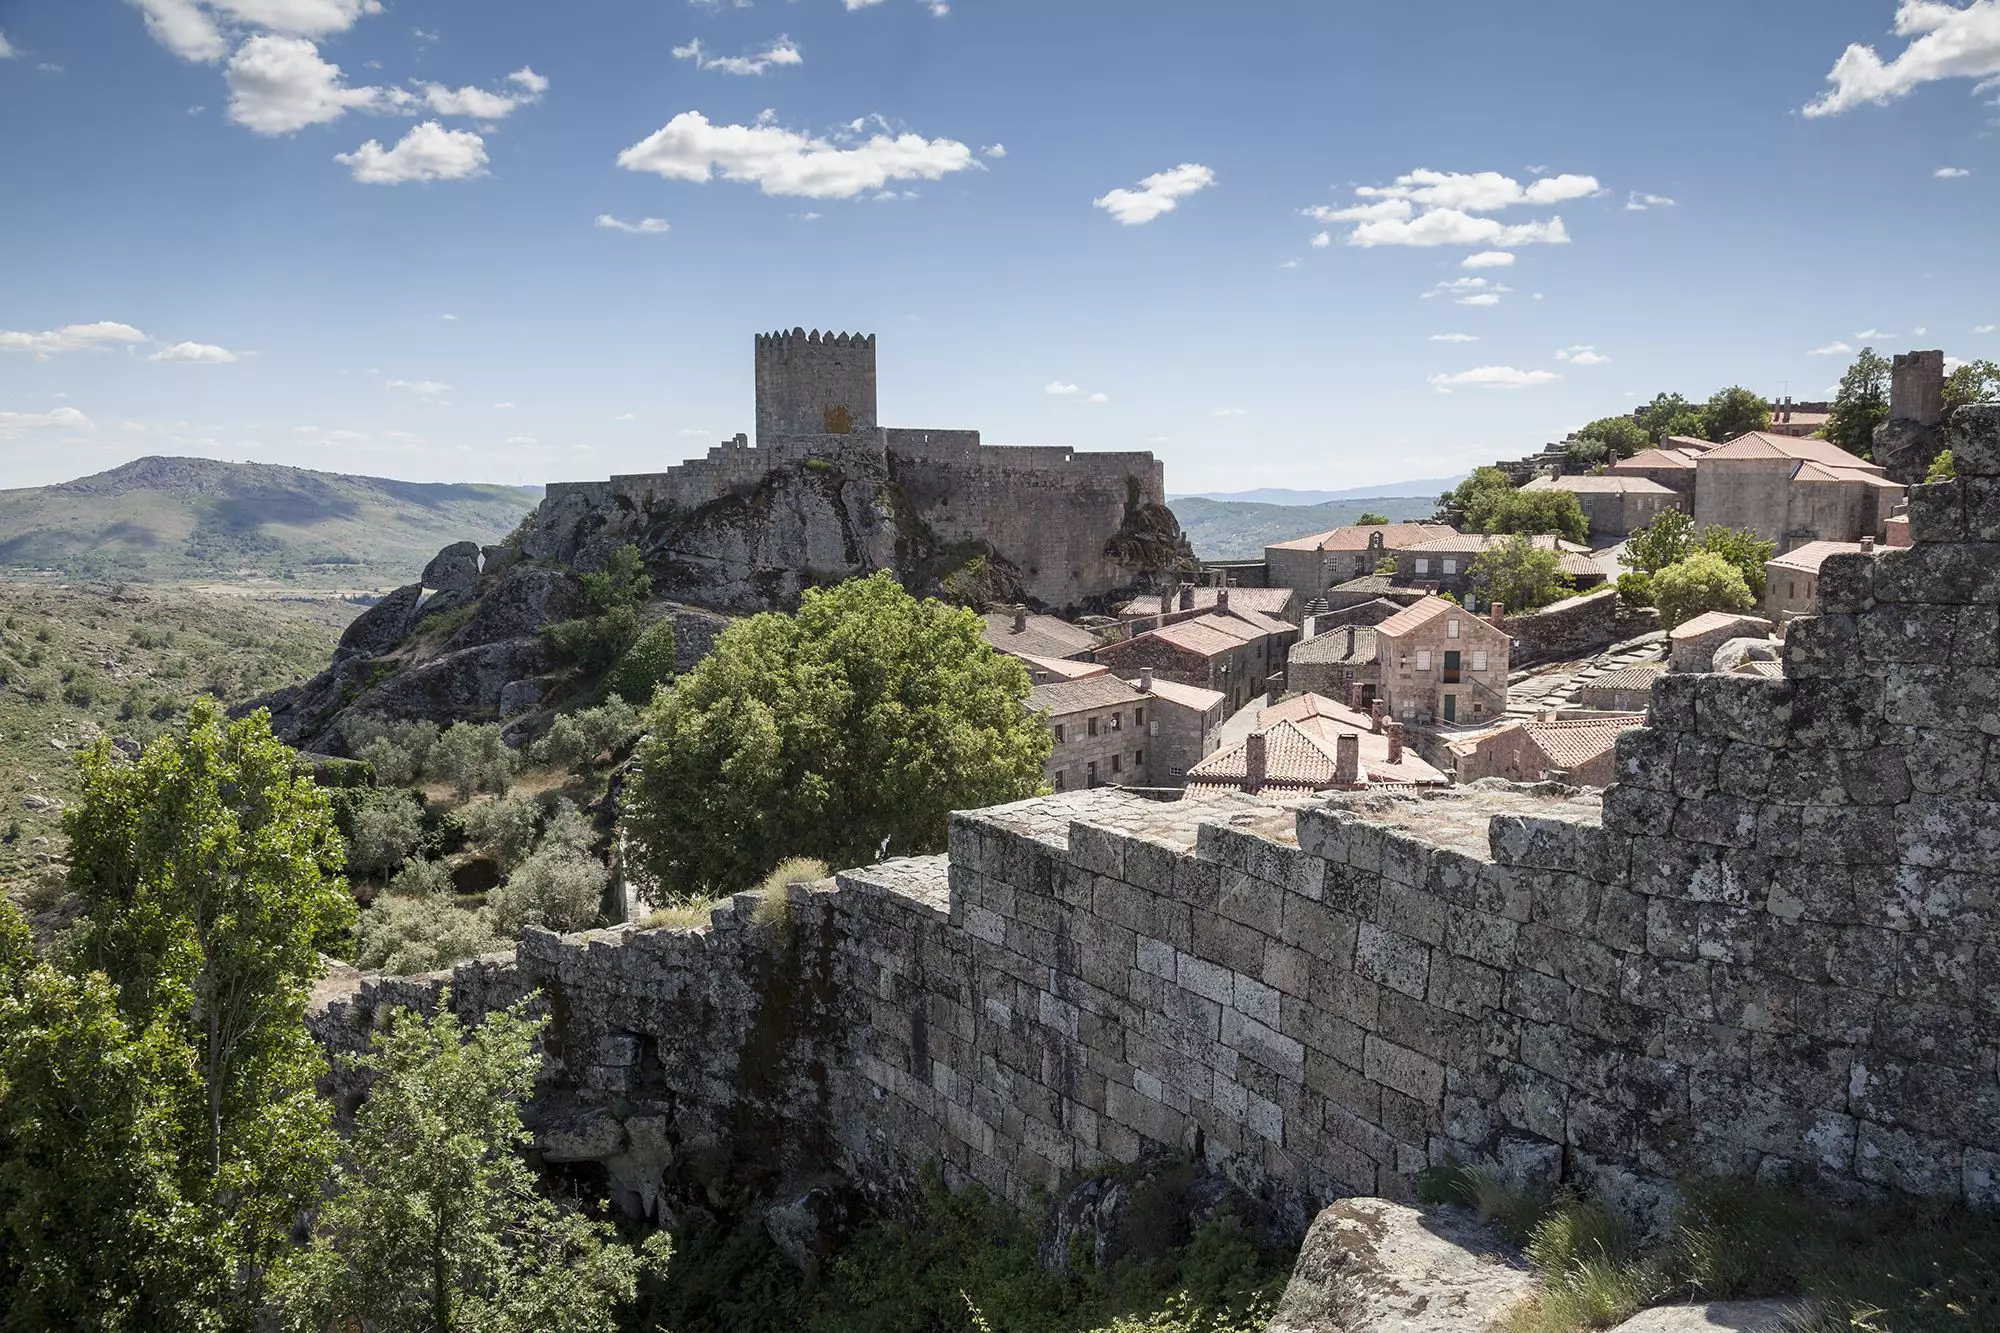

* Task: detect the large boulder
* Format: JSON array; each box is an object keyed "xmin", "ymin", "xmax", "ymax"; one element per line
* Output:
[
  {"xmin": 1609, "ymin": 1301, "xmax": 1803, "ymax": 1332},
  {"xmin": 452, "ymin": 566, "xmax": 583, "ymax": 648},
  {"xmin": 421, "ymin": 540, "xmax": 483, "ymax": 594},
  {"xmin": 349, "ymin": 638, "xmax": 550, "ymax": 725},
  {"xmin": 336, "ymin": 583, "xmax": 424, "ymax": 659},
  {"xmin": 1265, "ymin": 1198, "xmax": 1537, "ymax": 1333}
]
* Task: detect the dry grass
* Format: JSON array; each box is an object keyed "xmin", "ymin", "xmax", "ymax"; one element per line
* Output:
[{"xmin": 641, "ymin": 897, "xmax": 722, "ymax": 932}]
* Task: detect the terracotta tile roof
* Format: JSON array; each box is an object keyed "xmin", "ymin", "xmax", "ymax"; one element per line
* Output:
[
  {"xmin": 1670, "ymin": 610, "xmax": 1772, "ymax": 641},
  {"xmin": 1185, "ymin": 712, "xmax": 1448, "ymax": 792},
  {"xmin": 1130, "ymin": 677, "xmax": 1226, "ymax": 713},
  {"xmin": 1258, "ymin": 692, "xmax": 1374, "ymax": 730},
  {"xmin": 1662, "ymin": 435, "xmax": 1719, "ymax": 452},
  {"xmin": 1116, "ymin": 587, "xmax": 1294, "ymax": 617},
  {"xmin": 1527, "ymin": 714, "xmax": 1646, "ymax": 772},
  {"xmin": 1265, "ymin": 522, "xmax": 1456, "ymax": 553},
  {"xmin": 1580, "ymin": 663, "xmax": 1667, "ymax": 693},
  {"xmin": 1401, "ymin": 532, "xmax": 1592, "ymax": 555},
  {"xmin": 1522, "ymin": 474, "xmax": 1679, "ymax": 495},
  {"xmin": 1016, "ymin": 653, "xmax": 1109, "ymax": 681},
  {"xmin": 1028, "ymin": 675, "xmax": 1142, "ymax": 717},
  {"xmin": 1122, "ymin": 619, "xmax": 1244, "ymax": 659},
  {"xmin": 1221, "ymin": 606, "xmax": 1297, "ymax": 637},
  {"xmin": 1789, "ymin": 461, "xmax": 1906, "ymax": 489},
  {"xmin": 1768, "ymin": 539, "xmax": 1874, "ymax": 574},
  {"xmin": 983, "ymin": 612, "xmax": 1099, "ymax": 661},
  {"xmin": 1611, "ymin": 448, "xmax": 1698, "ymax": 471},
  {"xmin": 1701, "ymin": 433, "xmax": 1884, "ymax": 472},
  {"xmin": 1744, "ymin": 659, "xmax": 1787, "ymax": 678},
  {"xmin": 1290, "ymin": 625, "xmax": 1379, "ymax": 665}
]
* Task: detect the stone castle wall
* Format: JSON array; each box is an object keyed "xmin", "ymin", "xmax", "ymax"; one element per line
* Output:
[
  {"xmin": 318, "ymin": 406, "xmax": 2000, "ymax": 1225},
  {"xmin": 755, "ymin": 329, "xmax": 878, "ymax": 439}
]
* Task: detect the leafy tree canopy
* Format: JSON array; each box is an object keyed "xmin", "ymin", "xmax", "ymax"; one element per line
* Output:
[
  {"xmin": 1943, "ymin": 359, "xmax": 2000, "ymax": 415},
  {"xmin": 1468, "ymin": 535, "xmax": 1574, "ymax": 613},
  {"xmin": 1623, "ymin": 510, "xmax": 1776, "ymax": 599},
  {"xmin": 1637, "ymin": 392, "xmax": 1705, "ymax": 444},
  {"xmin": 1576, "ymin": 414, "xmax": 1652, "ymax": 458},
  {"xmin": 1440, "ymin": 466, "xmax": 1513, "ymax": 513},
  {"xmin": 1825, "ymin": 348, "xmax": 1892, "ymax": 460},
  {"xmin": 1701, "ymin": 386, "xmax": 1771, "ymax": 442},
  {"xmin": 624, "ymin": 572, "xmax": 1052, "ymax": 899},
  {"xmin": 1355, "ymin": 511, "xmax": 1390, "ymax": 526},
  {"xmin": 1470, "ymin": 488, "xmax": 1589, "ymax": 545},
  {"xmin": 1652, "ymin": 551, "xmax": 1757, "ymax": 628}
]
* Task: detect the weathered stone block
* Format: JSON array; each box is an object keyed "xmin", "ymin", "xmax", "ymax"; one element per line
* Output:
[
  {"xmin": 1649, "ymin": 673, "xmax": 1700, "ymax": 733},
  {"xmin": 1782, "ymin": 612, "xmax": 1860, "ymax": 680},
  {"xmin": 1854, "ymin": 1119, "xmax": 1963, "ymax": 1196},
  {"xmin": 1902, "ymin": 793, "xmax": 2000, "ymax": 873},
  {"xmin": 1602, "ymin": 784, "xmax": 1677, "ymax": 837},
  {"xmin": 1906, "ymin": 478, "xmax": 1967, "ymax": 543},
  {"xmin": 1216, "ymin": 870, "xmax": 1283, "ymax": 936},
  {"xmin": 1191, "ymin": 910, "xmax": 1267, "ymax": 976},
  {"xmin": 1948, "ymin": 403, "xmax": 2000, "ymax": 477},
  {"xmin": 1672, "ymin": 792, "xmax": 1762, "ymax": 848},
  {"xmin": 1873, "ymin": 542, "xmax": 2000, "ymax": 605},
  {"xmin": 1697, "ymin": 675, "xmax": 1795, "ymax": 748},
  {"xmin": 1614, "ymin": 726, "xmax": 1678, "ymax": 791},
  {"xmin": 1859, "ymin": 602, "xmax": 1960, "ymax": 664},
  {"xmin": 1445, "ymin": 904, "xmax": 1519, "ymax": 967},
  {"xmin": 1838, "ymin": 746, "xmax": 1914, "ymax": 806},
  {"xmin": 1355, "ymin": 922, "xmax": 1431, "ymax": 999},
  {"xmin": 1788, "ymin": 676, "xmax": 1888, "ymax": 749},
  {"xmin": 1363, "ymin": 1033, "xmax": 1446, "ymax": 1105},
  {"xmin": 1377, "ymin": 880, "xmax": 1448, "ymax": 946},
  {"xmin": 1884, "ymin": 663, "xmax": 2000, "ymax": 735},
  {"xmin": 1815, "ymin": 552, "xmax": 1877, "ymax": 613}
]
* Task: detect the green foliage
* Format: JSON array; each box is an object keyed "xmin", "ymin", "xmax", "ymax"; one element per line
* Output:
[
  {"xmin": 542, "ymin": 604, "xmax": 643, "ymax": 674},
  {"xmin": 431, "ymin": 721, "xmax": 519, "ymax": 800},
  {"xmin": 1440, "ymin": 466, "xmax": 1514, "ymax": 514},
  {"xmin": 1566, "ymin": 416, "xmax": 1651, "ymax": 469},
  {"xmin": 353, "ymin": 879, "xmax": 506, "ymax": 975},
  {"xmin": 41, "ymin": 702, "xmax": 354, "ymax": 1325},
  {"xmin": 1826, "ymin": 347, "xmax": 1892, "ymax": 460},
  {"xmin": 1623, "ymin": 511, "xmax": 1774, "ymax": 599},
  {"xmin": 1700, "ymin": 385, "xmax": 1770, "ymax": 442},
  {"xmin": 1615, "ymin": 572, "xmax": 1654, "ymax": 608},
  {"xmin": 489, "ymin": 840, "xmax": 609, "ymax": 935},
  {"xmin": 278, "ymin": 997, "xmax": 661, "ymax": 1332},
  {"xmin": 578, "ymin": 542, "xmax": 653, "ymax": 615},
  {"xmin": 348, "ymin": 789, "xmax": 425, "ymax": 880},
  {"xmin": 624, "ymin": 573, "xmax": 1051, "ymax": 900},
  {"xmin": 608, "ymin": 619, "xmax": 678, "ymax": 705},
  {"xmin": 351, "ymin": 717, "xmax": 442, "ymax": 787},
  {"xmin": 462, "ymin": 793, "xmax": 543, "ymax": 872},
  {"xmin": 1354, "ymin": 511, "xmax": 1390, "ymax": 525},
  {"xmin": 1468, "ymin": 535, "xmax": 1573, "ymax": 612},
  {"xmin": 1928, "ymin": 449, "xmax": 1957, "ymax": 482},
  {"xmin": 1634, "ymin": 391, "xmax": 1707, "ymax": 444},
  {"xmin": 1942, "ymin": 358, "xmax": 2000, "ymax": 414},
  {"xmin": 532, "ymin": 699, "xmax": 641, "ymax": 772},
  {"xmin": 1473, "ymin": 488, "xmax": 1590, "ymax": 545},
  {"xmin": 1693, "ymin": 524, "xmax": 1776, "ymax": 600},
  {"xmin": 1651, "ymin": 551, "xmax": 1757, "ymax": 628}
]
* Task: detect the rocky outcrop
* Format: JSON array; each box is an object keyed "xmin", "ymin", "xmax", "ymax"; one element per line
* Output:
[
  {"xmin": 1265, "ymin": 1198, "xmax": 1537, "ymax": 1333},
  {"xmin": 337, "ymin": 583, "xmax": 425, "ymax": 659},
  {"xmin": 422, "ymin": 540, "xmax": 482, "ymax": 593},
  {"xmin": 1607, "ymin": 1303, "xmax": 1803, "ymax": 1333}
]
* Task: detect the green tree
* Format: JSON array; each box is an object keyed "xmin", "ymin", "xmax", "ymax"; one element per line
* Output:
[
  {"xmin": 1825, "ymin": 348, "xmax": 1892, "ymax": 460},
  {"xmin": 542, "ymin": 544, "xmax": 653, "ymax": 675},
  {"xmin": 607, "ymin": 618, "xmax": 677, "ymax": 705},
  {"xmin": 1942, "ymin": 359, "xmax": 2000, "ymax": 414},
  {"xmin": 1695, "ymin": 524, "xmax": 1778, "ymax": 601},
  {"xmin": 432, "ymin": 722, "xmax": 519, "ymax": 800},
  {"xmin": 1576, "ymin": 414, "xmax": 1651, "ymax": 459},
  {"xmin": 1440, "ymin": 466, "xmax": 1513, "ymax": 515},
  {"xmin": 1927, "ymin": 449, "xmax": 1957, "ymax": 482},
  {"xmin": 58, "ymin": 701, "xmax": 355, "ymax": 1325},
  {"xmin": 277, "ymin": 997, "xmax": 660, "ymax": 1333},
  {"xmin": 1468, "ymin": 535, "xmax": 1574, "ymax": 612},
  {"xmin": 1354, "ymin": 511, "xmax": 1390, "ymax": 526},
  {"xmin": 349, "ymin": 789, "xmax": 425, "ymax": 880},
  {"xmin": 1638, "ymin": 392, "xmax": 1706, "ymax": 443},
  {"xmin": 625, "ymin": 572, "xmax": 1052, "ymax": 899},
  {"xmin": 1623, "ymin": 508, "xmax": 1698, "ymax": 575},
  {"xmin": 1475, "ymin": 488, "xmax": 1590, "ymax": 545},
  {"xmin": 1702, "ymin": 386, "xmax": 1771, "ymax": 442},
  {"xmin": 1652, "ymin": 552, "xmax": 1757, "ymax": 628}
]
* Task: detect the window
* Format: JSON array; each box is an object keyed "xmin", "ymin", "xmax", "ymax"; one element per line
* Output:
[
  {"xmin": 1087, "ymin": 716, "xmax": 1098, "ymax": 737},
  {"xmin": 1110, "ymin": 712, "xmax": 1122, "ymax": 731},
  {"xmin": 1053, "ymin": 771, "xmax": 1065, "ymax": 791},
  {"xmin": 1087, "ymin": 761, "xmax": 1099, "ymax": 786},
  {"xmin": 1416, "ymin": 649, "xmax": 1432, "ymax": 671},
  {"xmin": 1414, "ymin": 557, "xmax": 1430, "ymax": 575},
  {"xmin": 1472, "ymin": 649, "xmax": 1488, "ymax": 671},
  {"xmin": 1054, "ymin": 723, "xmax": 1066, "ymax": 744},
  {"xmin": 1443, "ymin": 559, "xmax": 1458, "ymax": 576},
  {"xmin": 1136, "ymin": 749, "xmax": 1145, "ymax": 768},
  {"xmin": 1135, "ymin": 706, "xmax": 1145, "ymax": 726},
  {"xmin": 1111, "ymin": 754, "xmax": 1122, "ymax": 774},
  {"xmin": 1447, "ymin": 619, "xmax": 1460, "ymax": 638}
]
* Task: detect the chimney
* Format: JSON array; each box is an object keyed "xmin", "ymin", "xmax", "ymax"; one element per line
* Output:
[
  {"xmin": 1386, "ymin": 723, "xmax": 1404, "ymax": 765},
  {"xmin": 1489, "ymin": 602, "xmax": 1505, "ymax": 629},
  {"xmin": 1013, "ymin": 607, "xmax": 1027, "ymax": 633},
  {"xmin": 1243, "ymin": 730, "xmax": 1267, "ymax": 792},
  {"xmin": 1346, "ymin": 625, "xmax": 1357, "ymax": 656},
  {"xmin": 1346, "ymin": 681, "xmax": 1362, "ymax": 710},
  {"xmin": 1216, "ymin": 588, "xmax": 1231, "ymax": 614},
  {"xmin": 1370, "ymin": 700, "xmax": 1385, "ymax": 734},
  {"xmin": 1138, "ymin": 667, "xmax": 1154, "ymax": 693},
  {"xmin": 1860, "ymin": 536, "xmax": 1876, "ymax": 553},
  {"xmin": 1178, "ymin": 584, "xmax": 1194, "ymax": 611},
  {"xmin": 1160, "ymin": 587, "xmax": 1174, "ymax": 614},
  {"xmin": 1335, "ymin": 732, "xmax": 1359, "ymax": 786}
]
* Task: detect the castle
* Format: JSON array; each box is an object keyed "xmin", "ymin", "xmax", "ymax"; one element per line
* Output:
[{"xmin": 515, "ymin": 329, "xmax": 1186, "ymax": 613}]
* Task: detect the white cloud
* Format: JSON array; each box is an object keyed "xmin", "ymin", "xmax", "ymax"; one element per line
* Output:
[
  {"xmin": 387, "ymin": 377, "xmax": 450, "ymax": 396},
  {"xmin": 1422, "ymin": 277, "xmax": 1511, "ymax": 305},
  {"xmin": 421, "ymin": 82, "xmax": 529, "ymax": 118},
  {"xmin": 1936, "ymin": 165, "xmax": 1972, "ymax": 177},
  {"xmin": 1915, "ymin": 325, "xmax": 1928, "ymax": 335},
  {"xmin": 612, "ymin": 412, "xmax": 637, "ymax": 420},
  {"xmin": 677, "ymin": 427, "xmax": 711, "ymax": 436},
  {"xmin": 1352, "ymin": 168, "xmax": 1600, "ymax": 212},
  {"xmin": 595, "ymin": 213, "xmax": 671, "ymax": 234},
  {"xmin": 494, "ymin": 401, "xmax": 516, "ymax": 409},
  {"xmin": 1625, "ymin": 192, "xmax": 1676, "ymax": 210},
  {"xmin": 505, "ymin": 435, "xmax": 538, "ymax": 445},
  {"xmin": 1211, "ymin": 406, "xmax": 1248, "ymax": 417},
  {"xmin": 981, "ymin": 143, "xmax": 1006, "ymax": 158},
  {"xmin": 1277, "ymin": 259, "xmax": 1300, "ymax": 269},
  {"xmin": 1086, "ymin": 392, "xmax": 1108, "ymax": 404},
  {"xmin": 1855, "ymin": 328, "xmax": 1897, "ymax": 339},
  {"xmin": 616, "ymin": 110, "xmax": 975, "ymax": 199},
  {"xmin": 1309, "ymin": 168, "xmax": 1592, "ymax": 249},
  {"xmin": 845, "ymin": 0, "xmax": 887, "ymax": 6},
  {"xmin": 0, "ymin": 407, "xmax": 93, "ymax": 431},
  {"xmin": 1976, "ymin": 324, "xmax": 1996, "ymax": 333},
  {"xmin": 226, "ymin": 35, "xmax": 409, "ymax": 134},
  {"xmin": 0, "ymin": 31, "xmax": 15, "ymax": 58},
  {"xmin": 0, "ymin": 321, "xmax": 149, "ymax": 359},
  {"xmin": 441, "ymin": 313, "xmax": 459, "ymax": 321},
  {"xmin": 1308, "ymin": 231, "xmax": 1332, "ymax": 248},
  {"xmin": 671, "ymin": 36, "xmax": 803, "ymax": 76},
  {"xmin": 1462, "ymin": 250, "xmax": 1515, "ymax": 268},
  {"xmin": 1093, "ymin": 162, "xmax": 1215, "ymax": 225},
  {"xmin": 1302, "ymin": 198, "xmax": 1413, "ymax": 224},
  {"xmin": 1427, "ymin": 366, "xmax": 1561, "ymax": 393},
  {"xmin": 1810, "ymin": 341, "xmax": 1856, "ymax": 356},
  {"xmin": 1804, "ymin": 0, "xmax": 2000, "ymax": 116},
  {"xmin": 208, "ymin": 0, "xmax": 382, "ymax": 35},
  {"xmin": 126, "ymin": 0, "xmax": 229, "ymax": 62},
  {"xmin": 1429, "ymin": 333, "xmax": 1480, "ymax": 343},
  {"xmin": 337, "ymin": 122, "xmax": 488, "ymax": 183},
  {"xmin": 1045, "ymin": 381, "xmax": 1081, "ymax": 396},
  {"xmin": 1349, "ymin": 209, "xmax": 1568, "ymax": 248},
  {"xmin": 1555, "ymin": 345, "xmax": 1610, "ymax": 365},
  {"xmin": 507, "ymin": 66, "xmax": 548, "ymax": 95},
  {"xmin": 149, "ymin": 341, "xmax": 240, "ymax": 362}
]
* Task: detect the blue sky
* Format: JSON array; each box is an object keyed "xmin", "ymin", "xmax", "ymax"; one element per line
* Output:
[{"xmin": 2, "ymin": 0, "xmax": 1998, "ymax": 494}]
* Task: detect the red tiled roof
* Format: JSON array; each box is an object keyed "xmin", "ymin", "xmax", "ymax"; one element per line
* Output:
[
  {"xmin": 982, "ymin": 611, "xmax": 1099, "ymax": 661},
  {"xmin": 1522, "ymin": 474, "xmax": 1678, "ymax": 495},
  {"xmin": 1526, "ymin": 714, "xmax": 1645, "ymax": 771},
  {"xmin": 1767, "ymin": 539, "xmax": 1874, "ymax": 574},
  {"xmin": 1116, "ymin": 587, "xmax": 1295, "ymax": 617},
  {"xmin": 1028, "ymin": 675, "xmax": 1142, "ymax": 717},
  {"xmin": 1701, "ymin": 433, "xmax": 1884, "ymax": 472},
  {"xmin": 1130, "ymin": 677, "xmax": 1226, "ymax": 712},
  {"xmin": 1266, "ymin": 523, "xmax": 1456, "ymax": 553},
  {"xmin": 1610, "ymin": 448, "xmax": 1697, "ymax": 471}
]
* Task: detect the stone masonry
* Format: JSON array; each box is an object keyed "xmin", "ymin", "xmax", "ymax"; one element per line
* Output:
[{"xmin": 314, "ymin": 405, "xmax": 2000, "ymax": 1227}]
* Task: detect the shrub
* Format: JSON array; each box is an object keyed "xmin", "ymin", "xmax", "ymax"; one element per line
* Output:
[
  {"xmin": 758, "ymin": 856, "xmax": 830, "ymax": 893},
  {"xmin": 61, "ymin": 671, "xmax": 97, "ymax": 707},
  {"xmin": 489, "ymin": 845, "xmax": 609, "ymax": 935},
  {"xmin": 460, "ymin": 793, "xmax": 542, "ymax": 873},
  {"xmin": 1468, "ymin": 535, "xmax": 1573, "ymax": 613},
  {"xmin": 347, "ymin": 791, "xmax": 425, "ymax": 880},
  {"xmin": 1653, "ymin": 551, "xmax": 1756, "ymax": 628},
  {"xmin": 542, "ymin": 605, "xmax": 642, "ymax": 674},
  {"xmin": 431, "ymin": 722, "xmax": 518, "ymax": 799},
  {"xmin": 1616, "ymin": 572, "xmax": 1654, "ymax": 608},
  {"xmin": 353, "ymin": 718, "xmax": 440, "ymax": 787},
  {"xmin": 1927, "ymin": 448, "xmax": 1957, "ymax": 483},
  {"xmin": 353, "ymin": 885, "xmax": 507, "ymax": 975},
  {"xmin": 607, "ymin": 620, "xmax": 677, "ymax": 706},
  {"xmin": 531, "ymin": 699, "xmax": 641, "ymax": 772},
  {"xmin": 539, "ymin": 800, "xmax": 599, "ymax": 857}
]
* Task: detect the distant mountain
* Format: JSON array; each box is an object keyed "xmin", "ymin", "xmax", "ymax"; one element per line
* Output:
[
  {"xmin": 1170, "ymin": 477, "xmax": 1466, "ymax": 505},
  {"xmin": 0, "ymin": 456, "xmax": 543, "ymax": 586},
  {"xmin": 1168, "ymin": 495, "xmax": 1442, "ymax": 562}
]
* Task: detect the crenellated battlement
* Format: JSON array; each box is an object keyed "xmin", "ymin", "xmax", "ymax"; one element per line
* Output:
[{"xmin": 754, "ymin": 328, "xmax": 876, "ymax": 351}]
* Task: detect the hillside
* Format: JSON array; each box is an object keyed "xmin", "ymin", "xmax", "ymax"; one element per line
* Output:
[
  {"xmin": 1170, "ymin": 476, "xmax": 1465, "ymax": 505},
  {"xmin": 1168, "ymin": 494, "xmax": 1441, "ymax": 561},
  {"xmin": 0, "ymin": 456, "xmax": 543, "ymax": 587}
]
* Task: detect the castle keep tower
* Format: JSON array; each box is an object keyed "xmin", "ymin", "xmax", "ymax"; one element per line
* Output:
[{"xmin": 754, "ymin": 328, "xmax": 878, "ymax": 440}]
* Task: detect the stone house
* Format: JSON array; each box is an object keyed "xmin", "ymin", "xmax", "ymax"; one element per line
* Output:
[
  {"xmin": 1448, "ymin": 712, "xmax": 1645, "ymax": 786},
  {"xmin": 1573, "ymin": 662, "xmax": 1666, "ymax": 712},
  {"xmin": 1519, "ymin": 474, "xmax": 1684, "ymax": 540},
  {"xmin": 1122, "ymin": 671, "xmax": 1226, "ymax": 787},
  {"xmin": 1285, "ymin": 623, "xmax": 1381, "ymax": 705},
  {"xmin": 1765, "ymin": 538, "xmax": 1877, "ymax": 622},
  {"xmin": 1027, "ymin": 674, "xmax": 1153, "ymax": 791},
  {"xmin": 982, "ymin": 607, "xmax": 1099, "ymax": 663},
  {"xmin": 1765, "ymin": 396, "xmax": 1832, "ymax": 438},
  {"xmin": 1391, "ymin": 533, "xmax": 1602, "ymax": 603},
  {"xmin": 1607, "ymin": 444, "xmax": 1705, "ymax": 495},
  {"xmin": 1116, "ymin": 584, "xmax": 1299, "ymax": 627},
  {"xmin": 1093, "ymin": 599, "xmax": 1298, "ymax": 713},
  {"xmin": 1184, "ymin": 692, "xmax": 1447, "ymax": 797},
  {"xmin": 1321, "ymin": 575, "xmax": 1430, "ymax": 614},
  {"xmin": 1263, "ymin": 522, "xmax": 1456, "ymax": 595},
  {"xmin": 1691, "ymin": 432, "xmax": 1904, "ymax": 550},
  {"xmin": 1374, "ymin": 595, "xmax": 1511, "ymax": 726},
  {"xmin": 1667, "ymin": 609, "xmax": 1774, "ymax": 672}
]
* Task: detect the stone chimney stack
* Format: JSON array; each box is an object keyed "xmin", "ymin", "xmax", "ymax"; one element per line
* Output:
[
  {"xmin": 1216, "ymin": 588, "xmax": 1231, "ymax": 614},
  {"xmin": 1013, "ymin": 607, "xmax": 1027, "ymax": 633},
  {"xmin": 1178, "ymin": 584, "xmax": 1194, "ymax": 612},
  {"xmin": 1160, "ymin": 587, "xmax": 1174, "ymax": 614},
  {"xmin": 1334, "ymin": 732, "xmax": 1359, "ymax": 786},
  {"xmin": 1861, "ymin": 535, "xmax": 1876, "ymax": 553},
  {"xmin": 1243, "ymin": 730, "xmax": 1267, "ymax": 791},
  {"xmin": 1489, "ymin": 602, "xmax": 1505, "ymax": 629},
  {"xmin": 1346, "ymin": 625, "xmax": 1357, "ymax": 655},
  {"xmin": 1138, "ymin": 667, "xmax": 1154, "ymax": 693},
  {"xmin": 1370, "ymin": 700, "xmax": 1385, "ymax": 734},
  {"xmin": 1386, "ymin": 722, "xmax": 1404, "ymax": 764}
]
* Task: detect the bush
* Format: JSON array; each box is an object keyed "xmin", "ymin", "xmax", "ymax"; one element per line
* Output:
[
  {"xmin": 489, "ymin": 844, "xmax": 609, "ymax": 935},
  {"xmin": 352, "ymin": 718, "xmax": 440, "ymax": 787},
  {"xmin": 1653, "ymin": 551, "xmax": 1756, "ymax": 628},
  {"xmin": 1928, "ymin": 448, "xmax": 1957, "ymax": 483},
  {"xmin": 531, "ymin": 699, "xmax": 641, "ymax": 772},
  {"xmin": 347, "ymin": 791, "xmax": 425, "ymax": 880},
  {"xmin": 461, "ymin": 793, "xmax": 542, "ymax": 873},
  {"xmin": 607, "ymin": 619, "xmax": 677, "ymax": 705},
  {"xmin": 353, "ymin": 884, "xmax": 507, "ymax": 975},
  {"xmin": 1468, "ymin": 535, "xmax": 1573, "ymax": 613},
  {"xmin": 541, "ymin": 605, "xmax": 642, "ymax": 674},
  {"xmin": 431, "ymin": 722, "xmax": 518, "ymax": 799},
  {"xmin": 1616, "ymin": 572, "xmax": 1654, "ymax": 608}
]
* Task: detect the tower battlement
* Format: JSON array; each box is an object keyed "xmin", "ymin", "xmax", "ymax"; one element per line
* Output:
[{"xmin": 755, "ymin": 327, "xmax": 878, "ymax": 439}]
